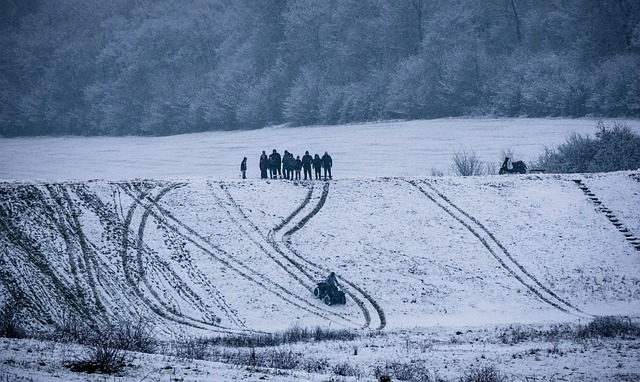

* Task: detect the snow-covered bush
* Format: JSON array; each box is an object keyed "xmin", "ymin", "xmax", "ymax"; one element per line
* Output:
[
  {"xmin": 458, "ymin": 365, "xmax": 507, "ymax": 382},
  {"xmin": 52, "ymin": 312, "xmax": 92, "ymax": 344},
  {"xmin": 534, "ymin": 122, "xmax": 640, "ymax": 173},
  {"xmin": 67, "ymin": 324, "xmax": 131, "ymax": 374},
  {"xmin": 375, "ymin": 361, "xmax": 432, "ymax": 382},
  {"xmin": 173, "ymin": 337, "xmax": 209, "ymax": 361},
  {"xmin": 451, "ymin": 149, "xmax": 485, "ymax": 176},
  {"xmin": 53, "ymin": 316, "xmax": 156, "ymax": 354},
  {"xmin": 61, "ymin": 318, "xmax": 156, "ymax": 374},
  {"xmin": 0, "ymin": 298, "xmax": 25, "ymax": 339},
  {"xmin": 205, "ymin": 325, "xmax": 359, "ymax": 348},
  {"xmin": 579, "ymin": 316, "xmax": 640, "ymax": 339}
]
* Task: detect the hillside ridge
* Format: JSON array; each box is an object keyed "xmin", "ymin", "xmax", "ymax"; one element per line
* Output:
[{"xmin": 1, "ymin": 173, "xmax": 639, "ymax": 337}]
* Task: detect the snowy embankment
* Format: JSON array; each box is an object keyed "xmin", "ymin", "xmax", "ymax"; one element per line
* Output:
[
  {"xmin": 1, "ymin": 118, "xmax": 639, "ymax": 381},
  {"xmin": 1, "ymin": 173, "xmax": 640, "ymax": 381}
]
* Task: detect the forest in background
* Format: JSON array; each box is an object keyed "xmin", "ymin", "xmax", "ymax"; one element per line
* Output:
[{"xmin": 1, "ymin": 0, "xmax": 639, "ymax": 137}]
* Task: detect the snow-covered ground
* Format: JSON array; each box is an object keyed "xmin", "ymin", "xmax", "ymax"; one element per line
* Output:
[
  {"xmin": 3, "ymin": 118, "xmax": 639, "ymax": 181},
  {"xmin": 1, "ymin": 118, "xmax": 639, "ymax": 381}
]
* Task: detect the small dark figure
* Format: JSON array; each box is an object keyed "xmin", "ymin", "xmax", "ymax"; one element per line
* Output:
[
  {"xmin": 283, "ymin": 150, "xmax": 293, "ymax": 179},
  {"xmin": 313, "ymin": 154, "xmax": 322, "ymax": 180},
  {"xmin": 302, "ymin": 151, "xmax": 313, "ymax": 180},
  {"xmin": 259, "ymin": 151, "xmax": 268, "ymax": 179},
  {"xmin": 240, "ymin": 157, "xmax": 247, "ymax": 179},
  {"xmin": 313, "ymin": 271, "xmax": 347, "ymax": 305},
  {"xmin": 322, "ymin": 151, "xmax": 333, "ymax": 180},
  {"xmin": 268, "ymin": 157, "xmax": 275, "ymax": 179},
  {"xmin": 499, "ymin": 157, "xmax": 527, "ymax": 174},
  {"xmin": 326, "ymin": 271, "xmax": 339, "ymax": 287},
  {"xmin": 294, "ymin": 155, "xmax": 302, "ymax": 180}
]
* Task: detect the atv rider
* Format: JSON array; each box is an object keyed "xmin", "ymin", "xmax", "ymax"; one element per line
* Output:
[{"xmin": 326, "ymin": 272, "xmax": 339, "ymax": 293}]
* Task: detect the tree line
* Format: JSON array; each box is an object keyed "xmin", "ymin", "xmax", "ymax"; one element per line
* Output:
[{"xmin": 1, "ymin": 0, "xmax": 639, "ymax": 136}]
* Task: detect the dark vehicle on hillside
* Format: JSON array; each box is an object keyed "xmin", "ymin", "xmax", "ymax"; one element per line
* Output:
[
  {"xmin": 499, "ymin": 157, "xmax": 527, "ymax": 174},
  {"xmin": 313, "ymin": 281, "xmax": 346, "ymax": 305}
]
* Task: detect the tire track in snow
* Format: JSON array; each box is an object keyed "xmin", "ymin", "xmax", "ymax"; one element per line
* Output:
[
  {"xmin": 123, "ymin": 183, "xmax": 257, "ymax": 333},
  {"xmin": 132, "ymin": 183, "xmax": 346, "ymax": 331},
  {"xmin": 276, "ymin": 182, "xmax": 386, "ymax": 330},
  {"xmin": 272, "ymin": 182, "xmax": 373, "ymax": 328},
  {"xmin": 213, "ymin": 181, "xmax": 360, "ymax": 328},
  {"xmin": 47, "ymin": 185, "xmax": 107, "ymax": 317},
  {"xmin": 0, "ymin": 185, "xmax": 94, "ymax": 325},
  {"xmin": 409, "ymin": 180, "xmax": 589, "ymax": 318},
  {"xmin": 220, "ymin": 180, "xmax": 386, "ymax": 330},
  {"xmin": 70, "ymin": 183, "xmax": 143, "ymax": 318},
  {"xmin": 120, "ymin": 183, "xmax": 248, "ymax": 334},
  {"xmin": 136, "ymin": 184, "xmax": 250, "ymax": 330},
  {"xmin": 136, "ymin": 189, "xmax": 238, "ymax": 328}
]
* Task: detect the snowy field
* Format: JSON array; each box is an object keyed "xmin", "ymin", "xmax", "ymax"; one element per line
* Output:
[
  {"xmin": 3, "ymin": 118, "xmax": 640, "ymax": 181},
  {"xmin": 1, "ymin": 118, "xmax": 640, "ymax": 381}
]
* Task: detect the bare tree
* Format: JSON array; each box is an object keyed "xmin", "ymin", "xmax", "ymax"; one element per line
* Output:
[{"xmin": 451, "ymin": 149, "xmax": 484, "ymax": 176}]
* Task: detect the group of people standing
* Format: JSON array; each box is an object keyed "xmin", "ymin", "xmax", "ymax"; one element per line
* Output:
[{"xmin": 247, "ymin": 150, "xmax": 332, "ymax": 181}]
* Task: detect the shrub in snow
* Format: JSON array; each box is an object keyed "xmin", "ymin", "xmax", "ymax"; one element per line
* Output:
[
  {"xmin": 0, "ymin": 298, "xmax": 25, "ymax": 339},
  {"xmin": 67, "ymin": 324, "xmax": 130, "ymax": 374},
  {"xmin": 205, "ymin": 325, "xmax": 359, "ymax": 348},
  {"xmin": 173, "ymin": 337, "xmax": 209, "ymax": 361},
  {"xmin": 332, "ymin": 361, "xmax": 363, "ymax": 378},
  {"xmin": 579, "ymin": 316, "xmax": 640, "ymax": 339},
  {"xmin": 63, "ymin": 318, "xmax": 156, "ymax": 374},
  {"xmin": 374, "ymin": 361, "xmax": 432, "ymax": 382},
  {"xmin": 534, "ymin": 121, "xmax": 640, "ymax": 173},
  {"xmin": 451, "ymin": 149, "xmax": 485, "ymax": 176},
  {"xmin": 458, "ymin": 365, "xmax": 508, "ymax": 382},
  {"xmin": 111, "ymin": 318, "xmax": 157, "ymax": 353}
]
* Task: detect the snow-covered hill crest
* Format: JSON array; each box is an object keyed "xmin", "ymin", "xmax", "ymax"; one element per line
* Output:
[{"xmin": 1, "ymin": 172, "xmax": 639, "ymax": 338}]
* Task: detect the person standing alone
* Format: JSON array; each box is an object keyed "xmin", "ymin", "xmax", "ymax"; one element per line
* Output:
[{"xmin": 241, "ymin": 157, "xmax": 247, "ymax": 179}]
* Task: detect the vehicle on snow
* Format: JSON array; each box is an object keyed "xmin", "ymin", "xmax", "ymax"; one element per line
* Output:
[
  {"xmin": 313, "ymin": 281, "xmax": 346, "ymax": 305},
  {"xmin": 499, "ymin": 157, "xmax": 527, "ymax": 174}
]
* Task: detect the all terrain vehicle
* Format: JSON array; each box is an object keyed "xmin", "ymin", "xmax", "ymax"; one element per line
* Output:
[
  {"xmin": 313, "ymin": 282, "xmax": 346, "ymax": 305},
  {"xmin": 499, "ymin": 157, "xmax": 527, "ymax": 174}
]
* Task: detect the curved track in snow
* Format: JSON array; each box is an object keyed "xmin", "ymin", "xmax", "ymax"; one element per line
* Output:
[
  {"xmin": 219, "ymin": 181, "xmax": 386, "ymax": 330},
  {"xmin": 120, "ymin": 183, "xmax": 248, "ymax": 333},
  {"xmin": 127, "ymin": 182, "xmax": 367, "ymax": 332},
  {"xmin": 209, "ymin": 181, "xmax": 360, "ymax": 328}
]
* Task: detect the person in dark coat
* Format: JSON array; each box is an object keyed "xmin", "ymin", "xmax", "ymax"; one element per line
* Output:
[
  {"xmin": 259, "ymin": 151, "xmax": 268, "ymax": 179},
  {"xmin": 312, "ymin": 154, "xmax": 322, "ymax": 180},
  {"xmin": 321, "ymin": 151, "xmax": 333, "ymax": 180},
  {"xmin": 269, "ymin": 149, "xmax": 281, "ymax": 179},
  {"xmin": 240, "ymin": 157, "xmax": 247, "ymax": 179},
  {"xmin": 302, "ymin": 151, "xmax": 313, "ymax": 180},
  {"xmin": 326, "ymin": 271, "xmax": 339, "ymax": 287},
  {"xmin": 294, "ymin": 155, "xmax": 302, "ymax": 180},
  {"xmin": 283, "ymin": 150, "xmax": 292, "ymax": 179}
]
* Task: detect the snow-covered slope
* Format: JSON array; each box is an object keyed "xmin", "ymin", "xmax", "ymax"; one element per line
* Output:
[
  {"xmin": 2, "ymin": 119, "xmax": 640, "ymax": 381},
  {"xmin": 1, "ymin": 172, "xmax": 638, "ymax": 338}
]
